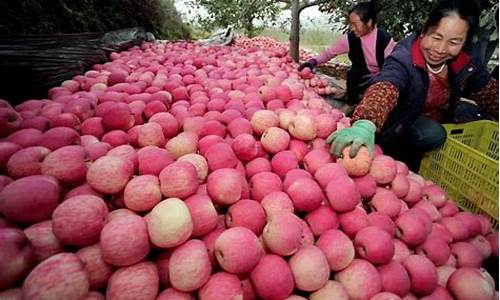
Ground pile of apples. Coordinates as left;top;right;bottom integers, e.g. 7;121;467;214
236;37;337;96
0;39;498;300
300;71;337;96
234;37;311;61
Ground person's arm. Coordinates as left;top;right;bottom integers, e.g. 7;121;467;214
326;48;410;158
299;34;349;71
469;78;499;119
351;81;400;131
351;51;410;130
314;34;349;65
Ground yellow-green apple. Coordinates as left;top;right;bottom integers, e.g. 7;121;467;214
147;198;193;248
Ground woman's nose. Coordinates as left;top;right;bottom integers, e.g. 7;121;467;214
435;41;447;54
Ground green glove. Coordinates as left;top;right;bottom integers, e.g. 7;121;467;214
326;120;376;158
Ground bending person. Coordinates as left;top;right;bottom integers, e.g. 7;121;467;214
298;0;396;111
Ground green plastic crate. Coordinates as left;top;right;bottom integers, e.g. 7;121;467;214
420;120;499;229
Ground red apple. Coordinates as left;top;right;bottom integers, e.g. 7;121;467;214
169;239;212;292
0;228;36;290
106;261;159;300
0;175;60;223
250;254;295;300
22;253;89;300
52;195;108;246
76;244;113;291
215;227;263;274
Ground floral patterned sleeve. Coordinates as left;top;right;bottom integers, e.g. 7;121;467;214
351;81;400;131
469;79;499;120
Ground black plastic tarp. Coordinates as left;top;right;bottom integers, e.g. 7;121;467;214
0;27;148;104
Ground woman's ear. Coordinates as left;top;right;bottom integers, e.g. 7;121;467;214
367;19;374;29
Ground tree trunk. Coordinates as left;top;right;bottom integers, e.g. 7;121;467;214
289;0;300;62
245;14;255;37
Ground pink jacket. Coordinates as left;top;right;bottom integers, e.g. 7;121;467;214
315;27;397;74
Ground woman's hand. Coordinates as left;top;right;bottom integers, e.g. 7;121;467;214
326;120;376;158
298;59;318;72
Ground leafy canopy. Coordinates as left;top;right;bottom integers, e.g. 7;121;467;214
188;0;283;37
319;0;498;42
319;0;434;41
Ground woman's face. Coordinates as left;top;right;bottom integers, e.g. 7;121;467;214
349;12;373;37
420;14;469;67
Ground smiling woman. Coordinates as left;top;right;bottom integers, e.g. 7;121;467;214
420;10;469;69
327;0;499;172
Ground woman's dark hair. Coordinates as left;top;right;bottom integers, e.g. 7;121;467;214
421;0;482;43
349;0;380;25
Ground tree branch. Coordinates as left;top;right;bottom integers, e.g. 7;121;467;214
276;0;292;10
299;0;328;12
58;0;73;15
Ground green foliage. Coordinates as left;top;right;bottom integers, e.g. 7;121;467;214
319;0;499;42
478;0;498;41
0;0;191;39
319;0;434;41
189;0;283;37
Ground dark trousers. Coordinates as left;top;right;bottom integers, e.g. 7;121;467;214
377;116;447;172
